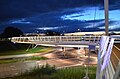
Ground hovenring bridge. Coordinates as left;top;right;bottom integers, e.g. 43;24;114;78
10;35;120;48
10;35;120;79
11;36;101;48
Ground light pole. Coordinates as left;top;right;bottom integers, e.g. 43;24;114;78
82;50;90;79
104;0;109;36
78;29;80;31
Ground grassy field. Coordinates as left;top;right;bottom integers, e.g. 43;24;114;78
0;46;53;56
0;46;52;64
0;41;53;56
0;56;48;64
1;64;96;79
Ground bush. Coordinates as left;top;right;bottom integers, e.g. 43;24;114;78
2;65;96;79
27;63;56;76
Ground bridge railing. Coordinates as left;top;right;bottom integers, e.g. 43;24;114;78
11;36;101;44
96;36;120;79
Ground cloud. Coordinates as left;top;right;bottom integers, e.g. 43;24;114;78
0;0;119;23
109;0;120;10
83;19;104;29
61;7;105;21
36;26;67;30
10;19;32;24
98;21;120;30
0;2;120;33
98;25;120;30
61;13;84;21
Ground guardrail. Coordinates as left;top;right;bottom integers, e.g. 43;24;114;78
111;44;120;79
104;44;120;79
96;36;120;79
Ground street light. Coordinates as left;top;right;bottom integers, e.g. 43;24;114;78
77;29;80;31
36;30;39;33
82;64;89;79
83;47;91;79
63;31;65;34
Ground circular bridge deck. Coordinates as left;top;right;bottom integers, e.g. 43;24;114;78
11;36;101;48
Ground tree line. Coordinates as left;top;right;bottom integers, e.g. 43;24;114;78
0;27;23;38
0;26;62;39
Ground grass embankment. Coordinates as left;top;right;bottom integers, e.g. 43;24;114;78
0;45;53;64
0;56;48;64
1;64;96;79
0;41;53;56
0;46;53;56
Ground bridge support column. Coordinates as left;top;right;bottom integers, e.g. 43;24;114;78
77;47;81;58
62;47;66;56
84;47;87;56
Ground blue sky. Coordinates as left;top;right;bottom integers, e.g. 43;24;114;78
0;0;120;33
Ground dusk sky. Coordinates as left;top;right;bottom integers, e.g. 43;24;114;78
0;0;120;33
